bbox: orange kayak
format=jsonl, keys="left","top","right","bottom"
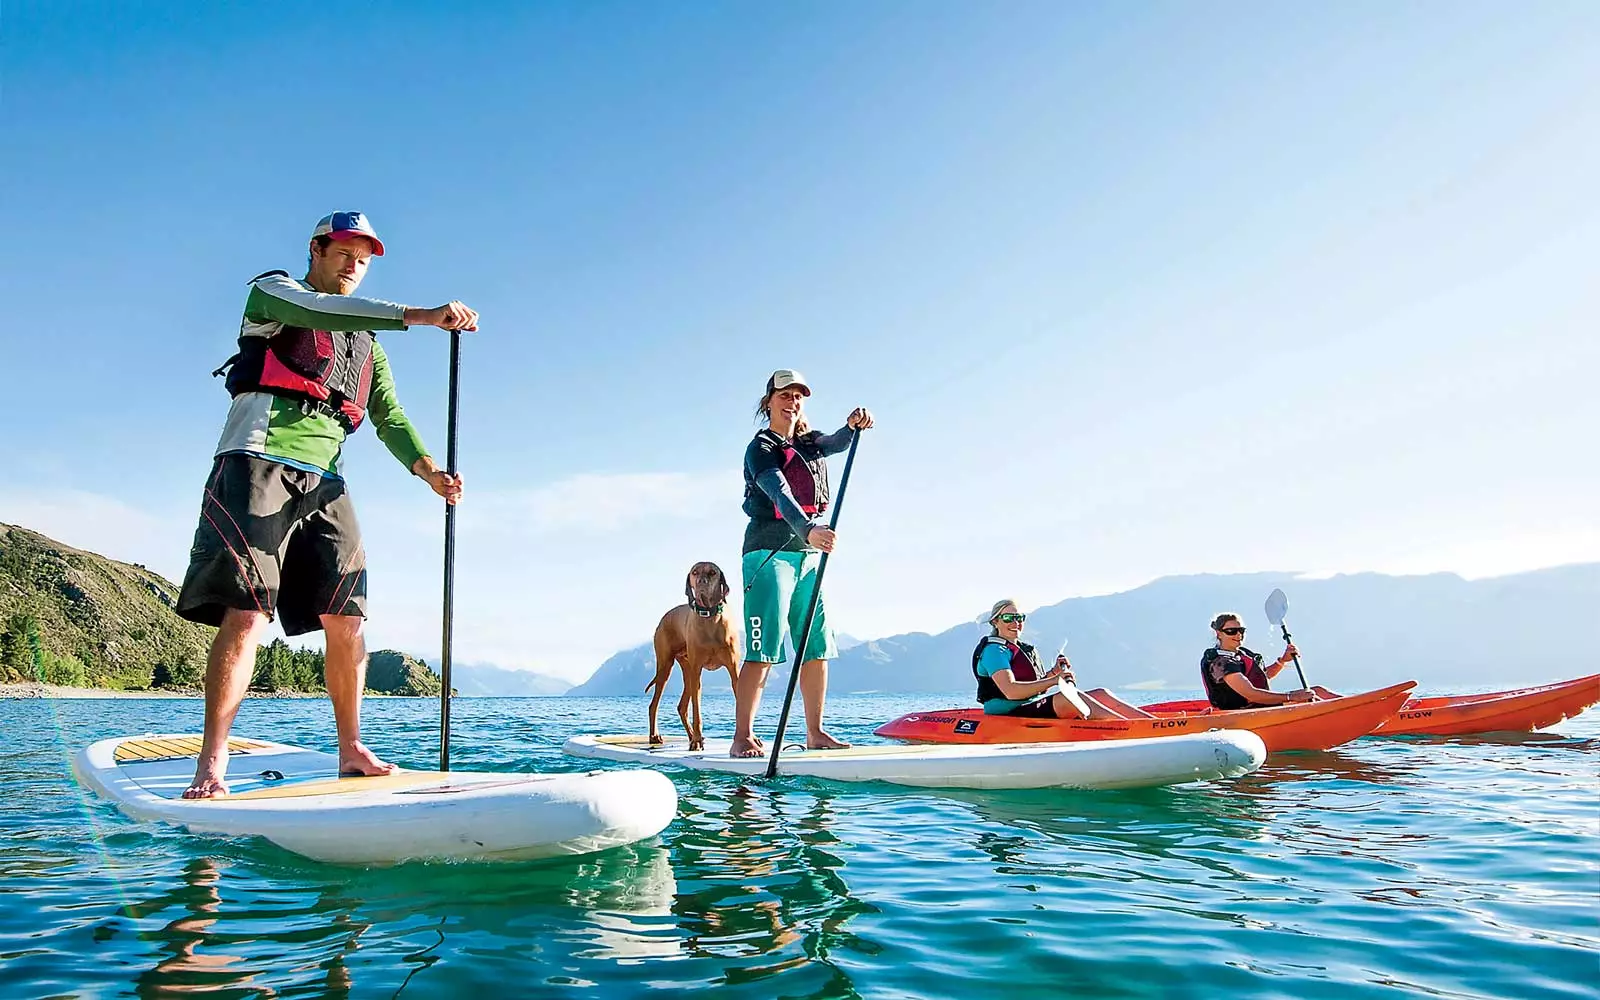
{"left": 875, "top": 681, "right": 1416, "bottom": 753}
{"left": 1372, "top": 673, "right": 1600, "bottom": 736}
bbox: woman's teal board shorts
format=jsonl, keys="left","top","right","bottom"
{"left": 741, "top": 549, "right": 836, "bottom": 664}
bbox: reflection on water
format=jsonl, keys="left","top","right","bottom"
{"left": 671, "top": 782, "right": 876, "bottom": 994}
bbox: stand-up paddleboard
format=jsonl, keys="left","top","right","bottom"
{"left": 565, "top": 730, "right": 1266, "bottom": 790}
{"left": 74, "top": 734, "right": 678, "bottom": 864}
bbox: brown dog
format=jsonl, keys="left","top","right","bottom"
{"left": 646, "top": 561, "right": 740, "bottom": 751}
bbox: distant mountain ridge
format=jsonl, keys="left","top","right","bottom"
{"left": 430, "top": 660, "right": 573, "bottom": 697}
{"left": 566, "top": 565, "right": 1600, "bottom": 696}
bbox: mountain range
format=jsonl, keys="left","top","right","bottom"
{"left": 563, "top": 566, "right": 1600, "bottom": 697}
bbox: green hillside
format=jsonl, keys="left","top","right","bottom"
{"left": 0, "top": 523, "right": 443, "bottom": 695}
{"left": 0, "top": 523, "right": 209, "bottom": 688}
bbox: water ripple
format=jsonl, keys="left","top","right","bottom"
{"left": 0, "top": 694, "right": 1594, "bottom": 999}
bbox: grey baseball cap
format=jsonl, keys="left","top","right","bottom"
{"left": 766, "top": 369, "right": 811, "bottom": 396}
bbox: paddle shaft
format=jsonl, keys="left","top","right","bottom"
{"left": 763, "top": 429, "right": 862, "bottom": 780}
{"left": 1276, "top": 621, "right": 1308, "bottom": 689}
{"left": 439, "top": 332, "right": 461, "bottom": 771}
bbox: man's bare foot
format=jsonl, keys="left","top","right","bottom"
{"left": 338, "top": 741, "right": 397, "bottom": 777}
{"left": 728, "top": 737, "right": 764, "bottom": 759}
{"left": 183, "top": 757, "right": 230, "bottom": 799}
{"left": 806, "top": 731, "right": 851, "bottom": 751}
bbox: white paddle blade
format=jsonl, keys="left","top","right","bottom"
{"left": 1265, "top": 588, "right": 1289, "bottom": 626}
{"left": 1056, "top": 679, "right": 1092, "bottom": 719}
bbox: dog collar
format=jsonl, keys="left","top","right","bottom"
{"left": 689, "top": 599, "right": 725, "bottom": 618}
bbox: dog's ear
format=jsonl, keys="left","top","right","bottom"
{"left": 684, "top": 569, "right": 695, "bottom": 601}
{"left": 715, "top": 565, "right": 730, "bottom": 603}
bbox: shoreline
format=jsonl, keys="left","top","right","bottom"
{"left": 0, "top": 683, "right": 401, "bottom": 700}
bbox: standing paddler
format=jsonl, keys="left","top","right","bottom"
{"left": 174, "top": 211, "right": 478, "bottom": 798}
{"left": 730, "top": 369, "right": 873, "bottom": 759}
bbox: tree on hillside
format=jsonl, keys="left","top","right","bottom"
{"left": 1, "top": 613, "right": 43, "bottom": 682}
{"left": 250, "top": 638, "right": 326, "bottom": 692}
{"left": 151, "top": 654, "right": 203, "bottom": 690}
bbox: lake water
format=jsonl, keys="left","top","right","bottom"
{"left": 2, "top": 690, "right": 1596, "bottom": 999}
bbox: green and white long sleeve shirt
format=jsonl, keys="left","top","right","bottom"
{"left": 213, "top": 272, "right": 430, "bottom": 478}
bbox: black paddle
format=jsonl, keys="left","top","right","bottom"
{"left": 439, "top": 330, "right": 462, "bottom": 771}
{"left": 1263, "top": 587, "right": 1309, "bottom": 689}
{"left": 763, "top": 428, "right": 863, "bottom": 780}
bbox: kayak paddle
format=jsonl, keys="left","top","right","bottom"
{"left": 1054, "top": 636, "right": 1091, "bottom": 718}
{"left": 1263, "top": 588, "right": 1309, "bottom": 689}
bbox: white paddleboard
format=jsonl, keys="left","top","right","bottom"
{"left": 564, "top": 730, "right": 1266, "bottom": 790}
{"left": 74, "top": 734, "right": 678, "bottom": 864}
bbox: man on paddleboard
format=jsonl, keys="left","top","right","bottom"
{"left": 1201, "top": 612, "right": 1312, "bottom": 710}
{"left": 174, "top": 211, "right": 479, "bottom": 798}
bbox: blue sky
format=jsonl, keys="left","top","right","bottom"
{"left": 3, "top": 1, "right": 1596, "bottom": 681}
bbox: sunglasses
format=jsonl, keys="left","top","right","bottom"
{"left": 1219, "top": 626, "right": 1246, "bottom": 636}
{"left": 996, "top": 613, "right": 1026, "bottom": 624}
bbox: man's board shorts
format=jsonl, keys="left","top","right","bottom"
{"left": 176, "top": 452, "right": 367, "bottom": 636}
{"left": 741, "top": 549, "right": 836, "bottom": 664}
{"left": 982, "top": 696, "right": 1061, "bottom": 718}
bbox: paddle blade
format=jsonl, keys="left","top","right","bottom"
{"left": 1057, "top": 679, "right": 1092, "bottom": 718}
{"left": 1265, "top": 588, "right": 1289, "bottom": 626}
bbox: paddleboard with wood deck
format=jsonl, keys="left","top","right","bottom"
{"left": 74, "top": 734, "right": 678, "bottom": 864}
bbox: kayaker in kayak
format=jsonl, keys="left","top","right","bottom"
{"left": 1201, "top": 612, "right": 1315, "bottom": 710}
{"left": 973, "top": 600, "right": 1126, "bottom": 719}
{"left": 729, "top": 369, "right": 874, "bottom": 759}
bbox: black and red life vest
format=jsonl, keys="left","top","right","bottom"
{"left": 743, "top": 429, "right": 831, "bottom": 521}
{"left": 213, "top": 271, "right": 376, "bottom": 433}
{"left": 971, "top": 636, "right": 1044, "bottom": 703}
{"left": 1200, "top": 646, "right": 1272, "bottom": 710}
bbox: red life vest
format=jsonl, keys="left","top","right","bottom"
{"left": 1237, "top": 650, "right": 1270, "bottom": 688}
{"left": 743, "top": 429, "right": 832, "bottom": 522}
{"left": 213, "top": 272, "right": 376, "bottom": 433}
{"left": 774, "top": 442, "right": 827, "bottom": 519}
{"left": 971, "top": 637, "right": 1044, "bottom": 703}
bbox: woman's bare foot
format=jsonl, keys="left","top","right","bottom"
{"left": 182, "top": 757, "right": 230, "bottom": 799}
{"left": 338, "top": 741, "right": 397, "bottom": 777}
{"left": 806, "top": 731, "right": 851, "bottom": 750}
{"left": 728, "top": 736, "right": 764, "bottom": 759}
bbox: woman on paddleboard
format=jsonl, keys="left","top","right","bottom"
{"left": 973, "top": 600, "right": 1127, "bottom": 719}
{"left": 729, "top": 369, "right": 872, "bottom": 759}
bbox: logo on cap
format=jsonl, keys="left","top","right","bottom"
{"left": 767, "top": 369, "right": 811, "bottom": 395}
{"left": 312, "top": 211, "right": 385, "bottom": 256}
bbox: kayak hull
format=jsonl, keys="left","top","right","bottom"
{"left": 877, "top": 682, "right": 1415, "bottom": 753}
{"left": 1374, "top": 674, "right": 1600, "bottom": 736}
{"left": 1140, "top": 674, "right": 1600, "bottom": 738}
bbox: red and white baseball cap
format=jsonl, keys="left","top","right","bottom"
{"left": 311, "top": 211, "right": 385, "bottom": 256}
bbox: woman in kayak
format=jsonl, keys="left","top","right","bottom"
{"left": 730, "top": 368, "right": 873, "bottom": 759}
{"left": 973, "top": 600, "right": 1130, "bottom": 719}
{"left": 1201, "top": 612, "right": 1314, "bottom": 709}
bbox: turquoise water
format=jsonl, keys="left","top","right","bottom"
{"left": 3, "top": 691, "right": 1596, "bottom": 999}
